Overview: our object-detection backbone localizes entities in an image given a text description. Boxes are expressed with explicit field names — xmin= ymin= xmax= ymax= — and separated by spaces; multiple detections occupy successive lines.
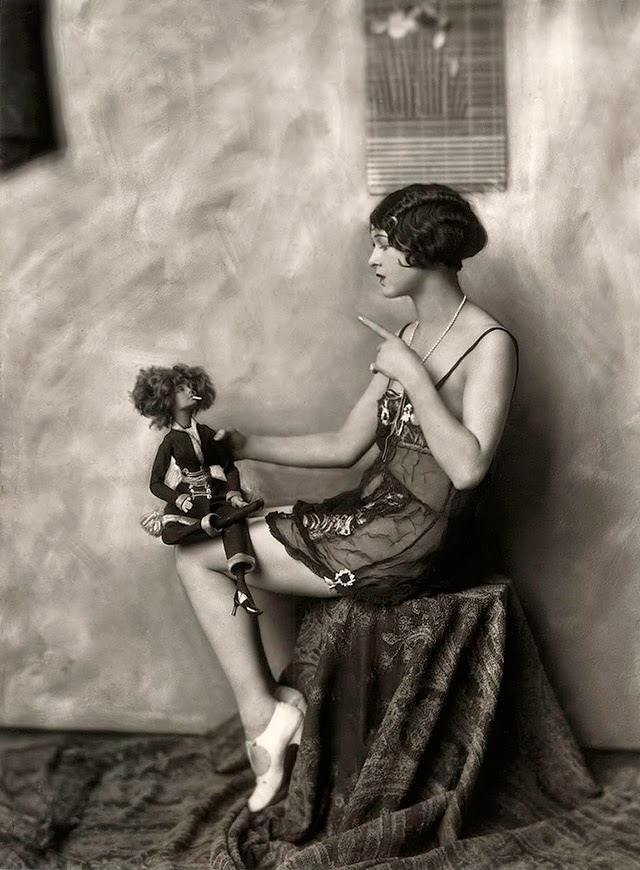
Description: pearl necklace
xmin=407 ymin=294 xmax=467 ymax=362
xmin=381 ymin=294 xmax=467 ymax=458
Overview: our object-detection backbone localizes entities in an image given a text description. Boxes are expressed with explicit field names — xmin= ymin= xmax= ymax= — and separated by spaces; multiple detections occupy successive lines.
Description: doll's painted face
xmin=172 ymin=382 xmax=201 ymax=416
xmin=368 ymin=228 xmax=421 ymax=299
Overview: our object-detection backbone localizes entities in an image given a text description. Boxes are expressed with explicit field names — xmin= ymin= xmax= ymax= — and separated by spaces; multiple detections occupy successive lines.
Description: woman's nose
xmin=368 ymin=250 xmax=379 ymax=268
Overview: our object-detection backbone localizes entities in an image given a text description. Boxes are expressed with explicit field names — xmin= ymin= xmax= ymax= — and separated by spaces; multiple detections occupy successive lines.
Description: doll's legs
xmin=216 ymin=503 xmax=257 ymax=573
xmin=165 ymin=503 xmax=264 ymax=614
xmin=217 ymin=507 xmax=262 ymax=616
xmin=161 ymin=500 xmax=262 ymax=548
xmin=161 ymin=516 xmax=203 ymax=545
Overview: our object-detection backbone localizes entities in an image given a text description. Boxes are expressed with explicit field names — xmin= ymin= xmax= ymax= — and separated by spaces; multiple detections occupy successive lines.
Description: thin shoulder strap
xmin=435 ymin=326 xmax=519 ymax=390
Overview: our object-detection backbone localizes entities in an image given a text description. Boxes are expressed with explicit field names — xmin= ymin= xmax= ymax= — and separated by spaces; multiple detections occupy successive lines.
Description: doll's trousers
xmin=161 ymin=502 xmax=256 ymax=572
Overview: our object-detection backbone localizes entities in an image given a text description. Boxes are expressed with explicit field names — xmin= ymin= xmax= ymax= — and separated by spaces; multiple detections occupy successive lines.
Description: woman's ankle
xmin=241 ymin=694 xmax=277 ymax=741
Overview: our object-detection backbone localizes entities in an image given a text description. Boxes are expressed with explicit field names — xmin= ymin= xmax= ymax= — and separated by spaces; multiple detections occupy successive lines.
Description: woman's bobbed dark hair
xmin=369 ymin=183 xmax=487 ymax=271
xmin=130 ymin=363 xmax=216 ymax=429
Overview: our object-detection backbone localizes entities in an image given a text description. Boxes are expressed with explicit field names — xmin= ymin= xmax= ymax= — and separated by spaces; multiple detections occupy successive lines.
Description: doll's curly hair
xmin=369 ymin=183 xmax=487 ymax=271
xmin=130 ymin=364 xmax=216 ymax=429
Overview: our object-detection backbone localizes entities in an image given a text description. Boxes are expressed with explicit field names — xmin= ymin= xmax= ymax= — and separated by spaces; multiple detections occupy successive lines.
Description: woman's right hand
xmin=214 ymin=428 xmax=247 ymax=458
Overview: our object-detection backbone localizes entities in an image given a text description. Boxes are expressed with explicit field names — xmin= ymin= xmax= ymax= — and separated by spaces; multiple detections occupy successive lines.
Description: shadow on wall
xmin=477 ymin=255 xmax=554 ymax=552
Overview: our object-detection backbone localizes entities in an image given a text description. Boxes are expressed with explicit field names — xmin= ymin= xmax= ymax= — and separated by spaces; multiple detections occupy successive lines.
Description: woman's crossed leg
xmin=175 ymin=510 xmax=335 ymax=741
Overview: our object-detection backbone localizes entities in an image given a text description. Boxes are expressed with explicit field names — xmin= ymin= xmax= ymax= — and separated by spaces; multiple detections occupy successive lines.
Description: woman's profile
xmin=174 ymin=183 xmax=519 ymax=813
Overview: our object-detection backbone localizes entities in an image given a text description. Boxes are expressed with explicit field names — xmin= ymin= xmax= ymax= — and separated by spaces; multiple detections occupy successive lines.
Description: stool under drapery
xmin=1 ymin=580 xmax=639 ymax=870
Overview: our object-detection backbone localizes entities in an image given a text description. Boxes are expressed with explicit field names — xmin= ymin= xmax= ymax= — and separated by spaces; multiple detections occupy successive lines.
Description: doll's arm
xmin=150 ymin=438 xmax=182 ymax=504
xmin=219 ymin=440 xmax=244 ymax=501
xmin=223 ymin=461 xmax=242 ymax=501
xmin=201 ymin=425 xmax=244 ymax=501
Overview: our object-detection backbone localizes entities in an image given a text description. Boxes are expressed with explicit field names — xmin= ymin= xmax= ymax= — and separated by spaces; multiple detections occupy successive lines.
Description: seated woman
xmin=175 ymin=183 xmax=518 ymax=814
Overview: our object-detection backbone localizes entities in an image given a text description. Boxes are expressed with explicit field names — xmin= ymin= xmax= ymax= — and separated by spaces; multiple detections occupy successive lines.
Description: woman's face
xmin=368 ymin=228 xmax=421 ymax=298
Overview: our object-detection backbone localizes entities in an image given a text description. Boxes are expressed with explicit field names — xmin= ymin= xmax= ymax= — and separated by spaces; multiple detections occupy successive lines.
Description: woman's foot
xmin=245 ymin=701 xmax=303 ymax=813
xmin=274 ymin=685 xmax=307 ymax=745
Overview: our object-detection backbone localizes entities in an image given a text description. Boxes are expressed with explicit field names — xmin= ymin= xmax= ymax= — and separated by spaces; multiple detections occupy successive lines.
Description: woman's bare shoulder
xmin=463 ymin=303 xmax=516 ymax=350
xmin=457 ymin=304 xmax=517 ymax=389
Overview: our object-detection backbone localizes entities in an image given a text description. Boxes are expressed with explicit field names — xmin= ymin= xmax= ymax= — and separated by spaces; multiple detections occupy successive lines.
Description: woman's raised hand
xmin=214 ymin=428 xmax=247 ymax=458
xmin=358 ymin=315 xmax=423 ymax=386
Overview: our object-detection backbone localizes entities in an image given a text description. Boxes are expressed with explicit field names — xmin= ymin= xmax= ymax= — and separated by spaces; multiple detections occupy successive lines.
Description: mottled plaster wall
xmin=0 ymin=0 xmax=372 ymax=733
xmin=1 ymin=0 xmax=639 ymax=745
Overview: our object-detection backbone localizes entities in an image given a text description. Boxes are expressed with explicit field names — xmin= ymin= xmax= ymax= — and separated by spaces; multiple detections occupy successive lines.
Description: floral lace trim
xmin=300 ymin=482 xmax=409 ymax=542
xmin=379 ymin=392 xmax=431 ymax=454
xmin=302 ymin=512 xmax=365 ymax=539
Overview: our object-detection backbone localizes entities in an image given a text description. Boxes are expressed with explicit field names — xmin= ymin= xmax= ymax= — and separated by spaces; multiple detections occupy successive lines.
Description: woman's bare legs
xmin=247 ymin=586 xmax=299 ymax=682
xmin=175 ymin=511 xmax=335 ymax=740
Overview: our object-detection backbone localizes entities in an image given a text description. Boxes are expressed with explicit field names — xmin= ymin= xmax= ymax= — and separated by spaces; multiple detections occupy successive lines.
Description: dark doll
xmin=130 ymin=363 xmax=264 ymax=617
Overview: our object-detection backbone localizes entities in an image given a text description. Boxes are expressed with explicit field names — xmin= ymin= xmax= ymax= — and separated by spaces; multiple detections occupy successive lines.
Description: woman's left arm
xmin=360 ymin=317 xmax=517 ymax=490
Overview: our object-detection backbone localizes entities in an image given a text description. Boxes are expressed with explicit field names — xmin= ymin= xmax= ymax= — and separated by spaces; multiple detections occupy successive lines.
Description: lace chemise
xmin=266 ymin=327 xmax=518 ymax=604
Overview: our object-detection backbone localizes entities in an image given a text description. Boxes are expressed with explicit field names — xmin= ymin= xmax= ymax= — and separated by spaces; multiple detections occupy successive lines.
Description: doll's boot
xmin=231 ymin=567 xmax=262 ymax=616
xmin=245 ymin=701 xmax=303 ymax=813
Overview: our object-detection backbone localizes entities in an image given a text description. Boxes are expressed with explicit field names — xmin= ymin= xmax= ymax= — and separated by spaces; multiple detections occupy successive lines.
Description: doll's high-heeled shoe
xmin=231 ymin=589 xmax=263 ymax=617
xmin=245 ymin=702 xmax=303 ymax=813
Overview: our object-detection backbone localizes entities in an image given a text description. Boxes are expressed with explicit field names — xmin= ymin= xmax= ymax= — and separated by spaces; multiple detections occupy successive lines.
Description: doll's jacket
xmin=149 ymin=423 xmax=241 ymax=506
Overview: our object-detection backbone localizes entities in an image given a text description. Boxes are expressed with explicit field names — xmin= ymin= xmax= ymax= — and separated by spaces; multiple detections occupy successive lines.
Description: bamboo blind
xmin=365 ymin=0 xmax=506 ymax=193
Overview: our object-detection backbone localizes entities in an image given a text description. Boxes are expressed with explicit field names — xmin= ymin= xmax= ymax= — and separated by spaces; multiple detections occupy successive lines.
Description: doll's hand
xmin=214 ymin=428 xmax=247 ymax=458
xmin=228 ymin=494 xmax=248 ymax=508
xmin=176 ymin=494 xmax=194 ymax=513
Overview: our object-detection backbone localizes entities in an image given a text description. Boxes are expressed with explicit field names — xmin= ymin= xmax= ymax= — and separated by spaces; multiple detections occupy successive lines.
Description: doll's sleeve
xmin=220 ymin=439 xmax=242 ymax=496
xmin=223 ymin=461 xmax=242 ymax=498
xmin=202 ymin=426 xmax=242 ymax=497
xmin=150 ymin=437 xmax=179 ymax=503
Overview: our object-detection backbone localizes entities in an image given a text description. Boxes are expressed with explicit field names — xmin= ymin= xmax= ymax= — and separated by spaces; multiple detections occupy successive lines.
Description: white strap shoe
xmin=245 ymin=702 xmax=303 ymax=813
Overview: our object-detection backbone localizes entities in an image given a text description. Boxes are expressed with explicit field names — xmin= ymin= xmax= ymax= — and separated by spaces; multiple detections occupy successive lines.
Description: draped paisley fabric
xmin=2 ymin=581 xmax=639 ymax=869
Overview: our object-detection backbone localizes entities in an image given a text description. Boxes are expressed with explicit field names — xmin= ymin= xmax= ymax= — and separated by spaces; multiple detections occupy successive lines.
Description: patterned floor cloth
xmin=1 ymin=581 xmax=639 ymax=869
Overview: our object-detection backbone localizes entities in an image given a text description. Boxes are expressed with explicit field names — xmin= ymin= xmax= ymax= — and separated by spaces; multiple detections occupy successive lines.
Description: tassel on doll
xmin=130 ymin=363 xmax=264 ymax=617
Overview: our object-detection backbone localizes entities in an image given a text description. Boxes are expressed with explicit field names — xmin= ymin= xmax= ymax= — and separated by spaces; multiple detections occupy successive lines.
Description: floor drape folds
xmin=1 ymin=580 xmax=639 ymax=869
